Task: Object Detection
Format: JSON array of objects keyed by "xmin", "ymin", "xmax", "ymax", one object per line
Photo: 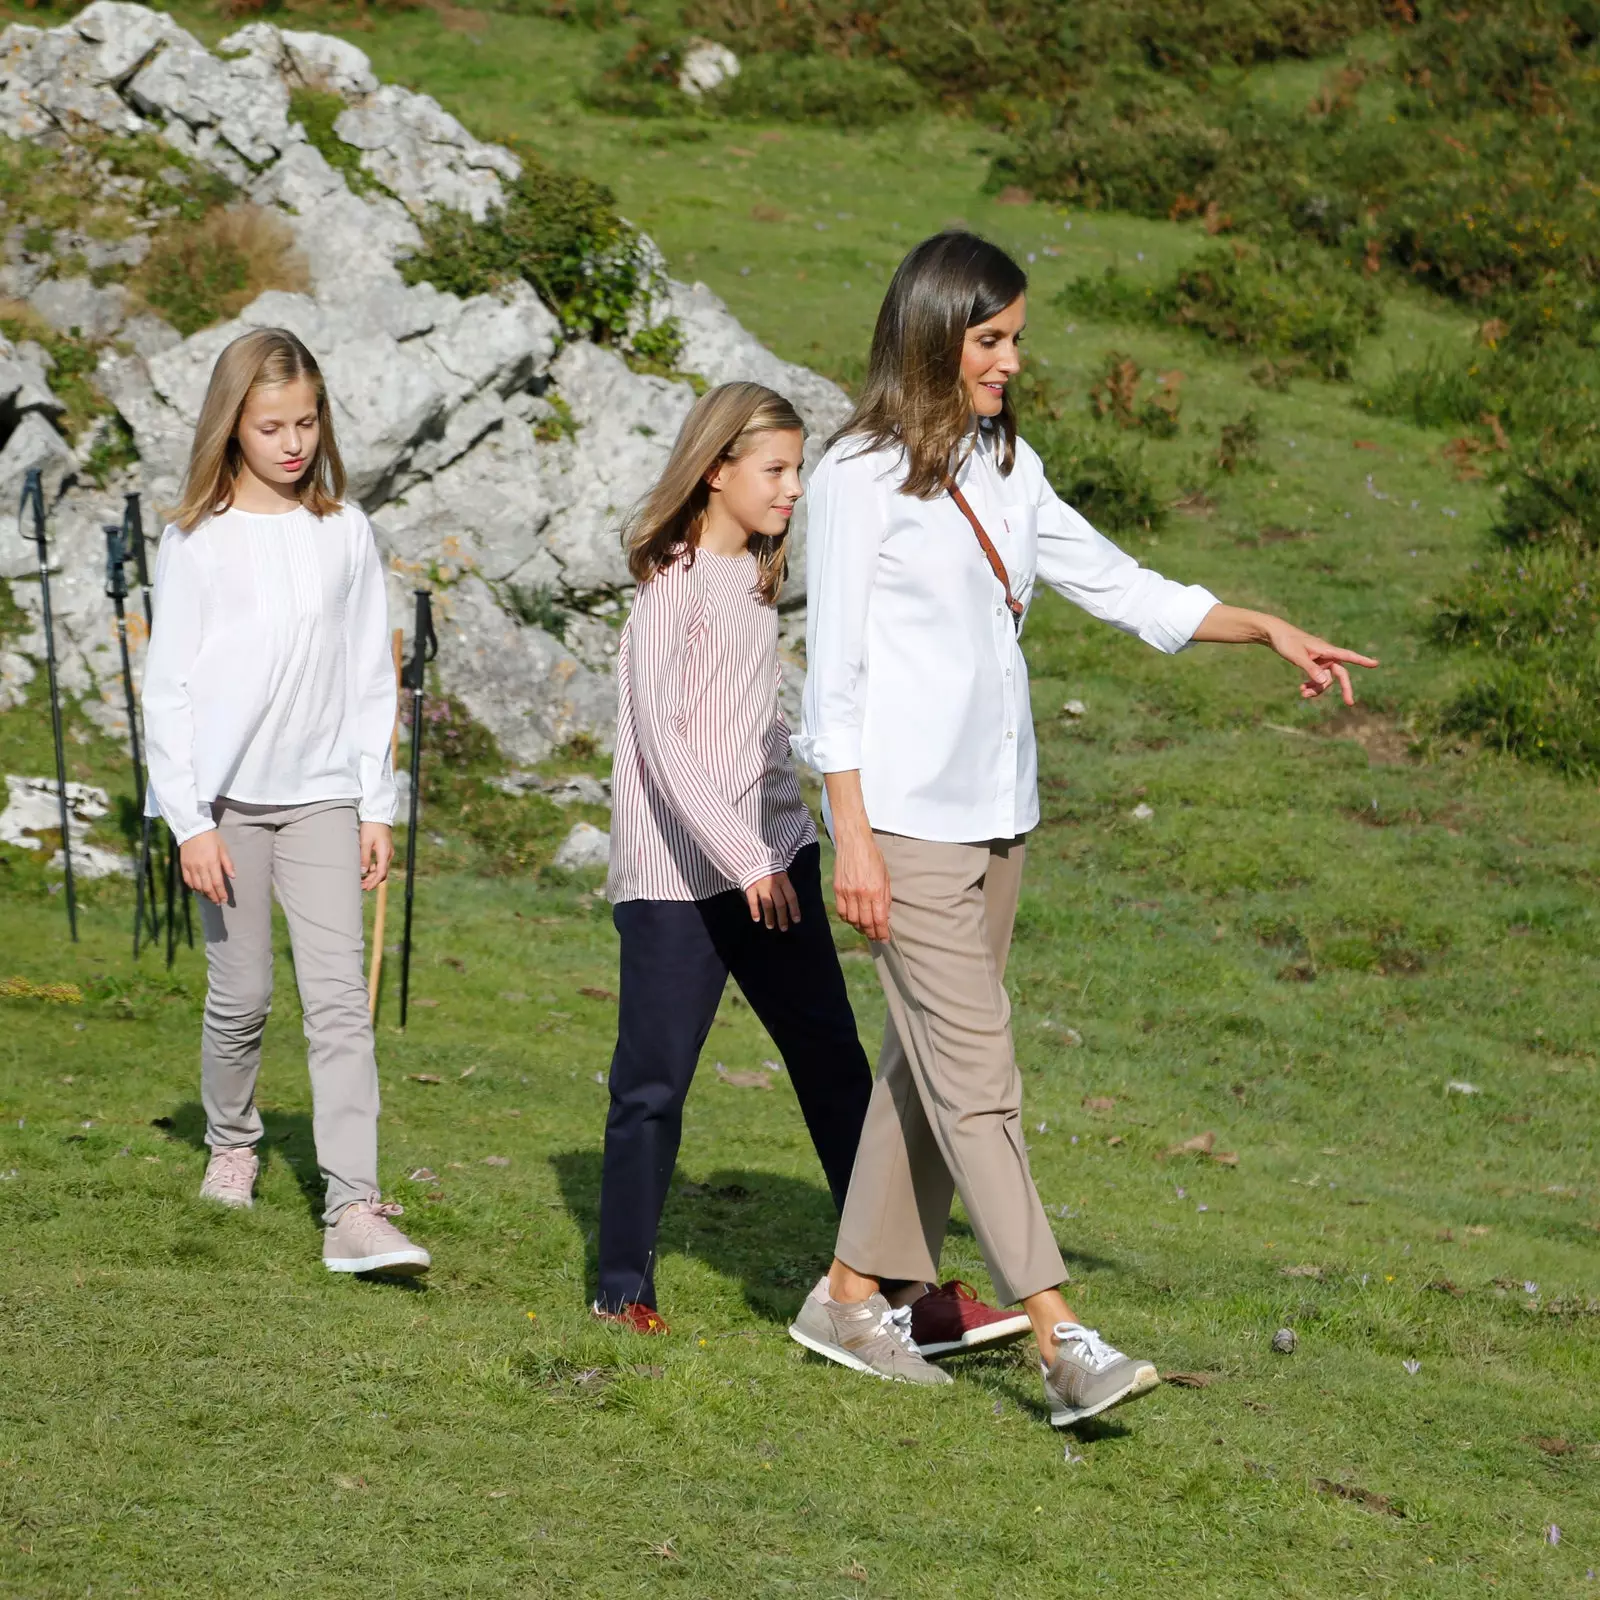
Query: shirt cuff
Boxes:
[
  {"xmin": 792, "ymin": 726, "xmax": 863, "ymax": 773},
  {"xmin": 1147, "ymin": 585, "xmax": 1221, "ymax": 654},
  {"xmin": 170, "ymin": 818, "xmax": 217, "ymax": 846}
]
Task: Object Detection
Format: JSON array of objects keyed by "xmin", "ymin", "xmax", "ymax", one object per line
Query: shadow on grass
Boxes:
[
  {"xmin": 549, "ymin": 1148, "xmax": 1119, "ymax": 1325},
  {"xmin": 551, "ymin": 1148, "xmax": 841, "ymax": 1322},
  {"xmin": 162, "ymin": 1098, "xmax": 325, "ymax": 1226}
]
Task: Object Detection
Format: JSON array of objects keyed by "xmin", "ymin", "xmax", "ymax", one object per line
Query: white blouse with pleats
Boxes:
[{"xmin": 142, "ymin": 502, "xmax": 397, "ymax": 844}]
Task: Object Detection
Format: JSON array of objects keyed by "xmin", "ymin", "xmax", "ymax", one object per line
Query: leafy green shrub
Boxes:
[
  {"xmin": 1429, "ymin": 429, "xmax": 1600, "ymax": 774},
  {"xmin": 1494, "ymin": 431, "xmax": 1600, "ymax": 551},
  {"xmin": 680, "ymin": 0, "xmax": 1386, "ymax": 104},
  {"xmin": 100, "ymin": 135, "xmax": 238, "ymax": 221},
  {"xmin": 585, "ymin": 23, "xmax": 692, "ymax": 116},
  {"xmin": 1031, "ymin": 418, "xmax": 1168, "ymax": 534},
  {"xmin": 400, "ymin": 159, "xmax": 659, "ymax": 340},
  {"xmin": 1213, "ymin": 409, "xmax": 1263, "ymax": 473},
  {"xmin": 504, "ymin": 581, "xmax": 572, "ymax": 640},
  {"xmin": 1395, "ymin": 0, "xmax": 1594, "ymax": 115},
  {"xmin": 708, "ymin": 52, "xmax": 922, "ymax": 126},
  {"xmin": 133, "ymin": 204, "xmax": 308, "ymax": 337},
  {"xmin": 288, "ymin": 87, "xmax": 383, "ymax": 197},
  {"xmin": 626, "ymin": 316, "xmax": 685, "ymax": 376},
  {"xmin": 988, "ymin": 76, "xmax": 1235, "ymax": 212},
  {"xmin": 1061, "ymin": 243, "xmax": 1383, "ymax": 379},
  {"xmin": 0, "ymin": 314, "xmax": 111, "ymax": 442},
  {"xmin": 1086, "ymin": 351, "xmax": 1181, "ymax": 436}
]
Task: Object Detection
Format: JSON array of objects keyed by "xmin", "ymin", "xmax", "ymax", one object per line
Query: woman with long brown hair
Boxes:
[
  {"xmin": 143, "ymin": 327, "xmax": 430, "ymax": 1277},
  {"xmin": 790, "ymin": 232, "xmax": 1377, "ymax": 1422}
]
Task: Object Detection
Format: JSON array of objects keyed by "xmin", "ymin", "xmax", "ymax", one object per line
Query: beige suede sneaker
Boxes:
[
  {"xmin": 322, "ymin": 1200, "xmax": 431, "ymax": 1277},
  {"xmin": 198, "ymin": 1146, "xmax": 258, "ymax": 1209},
  {"xmin": 789, "ymin": 1278, "xmax": 952, "ymax": 1386},
  {"xmin": 1042, "ymin": 1322, "xmax": 1160, "ymax": 1426}
]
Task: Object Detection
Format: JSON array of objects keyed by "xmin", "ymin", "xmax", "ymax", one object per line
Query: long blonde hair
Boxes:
[
  {"xmin": 173, "ymin": 328, "xmax": 345, "ymax": 531},
  {"xmin": 623, "ymin": 382, "xmax": 804, "ymax": 607},
  {"xmin": 834, "ymin": 230, "xmax": 1027, "ymax": 499}
]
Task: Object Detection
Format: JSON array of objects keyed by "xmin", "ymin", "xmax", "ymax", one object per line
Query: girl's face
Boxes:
[
  {"xmin": 235, "ymin": 377, "xmax": 321, "ymax": 490},
  {"xmin": 960, "ymin": 293, "xmax": 1027, "ymax": 418},
  {"xmin": 707, "ymin": 428, "xmax": 805, "ymax": 537}
]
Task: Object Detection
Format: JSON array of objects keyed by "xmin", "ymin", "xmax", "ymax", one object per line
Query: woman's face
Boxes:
[
  {"xmin": 235, "ymin": 377, "xmax": 321, "ymax": 489},
  {"xmin": 707, "ymin": 428, "xmax": 805, "ymax": 538},
  {"xmin": 960, "ymin": 293, "xmax": 1027, "ymax": 418}
]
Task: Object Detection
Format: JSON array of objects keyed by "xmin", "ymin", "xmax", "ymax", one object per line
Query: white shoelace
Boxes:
[
  {"xmin": 878, "ymin": 1304, "xmax": 917, "ymax": 1351},
  {"xmin": 1051, "ymin": 1321, "xmax": 1121, "ymax": 1372},
  {"xmin": 206, "ymin": 1150, "xmax": 254, "ymax": 1198}
]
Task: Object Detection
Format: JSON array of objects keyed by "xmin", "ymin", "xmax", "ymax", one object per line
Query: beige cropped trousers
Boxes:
[
  {"xmin": 834, "ymin": 832, "xmax": 1066, "ymax": 1306},
  {"xmin": 198, "ymin": 798, "xmax": 380, "ymax": 1223}
]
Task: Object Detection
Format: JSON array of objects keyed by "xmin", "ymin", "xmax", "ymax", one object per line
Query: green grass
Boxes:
[{"xmin": 2, "ymin": 6, "xmax": 1598, "ymax": 1596}]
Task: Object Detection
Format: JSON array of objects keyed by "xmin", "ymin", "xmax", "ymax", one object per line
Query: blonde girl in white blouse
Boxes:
[
  {"xmin": 142, "ymin": 328, "xmax": 430, "ymax": 1278},
  {"xmin": 789, "ymin": 232, "xmax": 1377, "ymax": 1423}
]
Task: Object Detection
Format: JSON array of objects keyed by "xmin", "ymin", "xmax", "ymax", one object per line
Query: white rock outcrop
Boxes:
[{"xmin": 0, "ymin": 3, "xmax": 848, "ymax": 781}]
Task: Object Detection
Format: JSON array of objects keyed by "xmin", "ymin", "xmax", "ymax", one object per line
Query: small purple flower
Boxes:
[
  {"xmin": 1546, "ymin": 1525, "xmax": 1561, "ymax": 1547},
  {"xmin": 1176, "ymin": 1186, "xmax": 1187, "ymax": 1199},
  {"xmin": 1525, "ymin": 1281, "xmax": 1539, "ymax": 1296},
  {"xmin": 1070, "ymin": 1135, "xmax": 1079, "ymax": 1145},
  {"xmin": 1403, "ymin": 1358, "xmax": 1421, "ymax": 1376},
  {"xmin": 1197, "ymin": 1204, "xmax": 1209, "ymax": 1213}
]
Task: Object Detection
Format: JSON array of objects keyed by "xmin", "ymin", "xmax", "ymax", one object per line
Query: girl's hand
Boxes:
[
  {"xmin": 360, "ymin": 823, "xmax": 393, "ymax": 891},
  {"xmin": 746, "ymin": 870, "xmax": 802, "ymax": 931},
  {"xmin": 180, "ymin": 829, "xmax": 235, "ymax": 905},
  {"xmin": 1263, "ymin": 620, "xmax": 1380, "ymax": 704},
  {"xmin": 834, "ymin": 826, "xmax": 891, "ymax": 944}
]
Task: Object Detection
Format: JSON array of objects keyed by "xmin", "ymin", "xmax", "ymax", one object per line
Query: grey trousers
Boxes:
[
  {"xmin": 199, "ymin": 798, "xmax": 380, "ymax": 1222},
  {"xmin": 834, "ymin": 833, "xmax": 1067, "ymax": 1306}
]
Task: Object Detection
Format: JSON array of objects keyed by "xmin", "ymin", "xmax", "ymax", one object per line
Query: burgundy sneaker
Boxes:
[
  {"xmin": 909, "ymin": 1280, "xmax": 1032, "ymax": 1358},
  {"xmin": 591, "ymin": 1300, "xmax": 670, "ymax": 1335}
]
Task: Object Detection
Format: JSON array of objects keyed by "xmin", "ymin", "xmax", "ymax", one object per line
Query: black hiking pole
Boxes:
[
  {"xmin": 19, "ymin": 467, "xmax": 77, "ymax": 941},
  {"xmin": 398, "ymin": 589, "xmax": 437, "ymax": 1030},
  {"xmin": 105, "ymin": 525, "xmax": 158, "ymax": 955},
  {"xmin": 124, "ymin": 494, "xmax": 164, "ymax": 952}
]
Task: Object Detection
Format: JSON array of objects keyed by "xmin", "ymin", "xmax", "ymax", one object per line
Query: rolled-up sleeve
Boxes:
[
  {"xmin": 142, "ymin": 528, "xmax": 213, "ymax": 843},
  {"xmin": 346, "ymin": 512, "xmax": 398, "ymax": 825},
  {"xmin": 796, "ymin": 452, "xmax": 888, "ymax": 771},
  {"xmin": 1035, "ymin": 472, "xmax": 1217, "ymax": 654}
]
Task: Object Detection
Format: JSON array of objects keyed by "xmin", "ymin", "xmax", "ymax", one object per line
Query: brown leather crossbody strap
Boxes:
[{"xmin": 947, "ymin": 479, "xmax": 1023, "ymax": 632}]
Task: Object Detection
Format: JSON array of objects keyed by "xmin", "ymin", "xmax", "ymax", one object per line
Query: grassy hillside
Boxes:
[{"xmin": 1, "ymin": 6, "xmax": 1597, "ymax": 1597}]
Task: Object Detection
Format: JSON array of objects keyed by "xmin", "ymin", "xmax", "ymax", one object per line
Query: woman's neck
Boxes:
[
  {"xmin": 229, "ymin": 466, "xmax": 303, "ymax": 515},
  {"xmin": 698, "ymin": 502, "xmax": 753, "ymax": 559}
]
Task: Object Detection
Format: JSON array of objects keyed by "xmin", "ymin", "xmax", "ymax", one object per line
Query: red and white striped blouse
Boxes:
[{"xmin": 608, "ymin": 546, "xmax": 817, "ymax": 904}]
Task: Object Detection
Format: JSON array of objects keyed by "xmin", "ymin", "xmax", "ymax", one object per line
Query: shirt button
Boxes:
[
  {"xmin": 995, "ymin": 606, "xmax": 1003, "ymax": 617},
  {"xmin": 1005, "ymin": 730, "xmax": 1015, "ymax": 740}
]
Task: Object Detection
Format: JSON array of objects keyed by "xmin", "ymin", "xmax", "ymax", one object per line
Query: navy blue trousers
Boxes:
[{"xmin": 597, "ymin": 843, "xmax": 873, "ymax": 1312}]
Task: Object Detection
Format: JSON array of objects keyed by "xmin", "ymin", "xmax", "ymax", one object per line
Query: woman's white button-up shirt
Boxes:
[{"xmin": 794, "ymin": 428, "xmax": 1218, "ymax": 844}]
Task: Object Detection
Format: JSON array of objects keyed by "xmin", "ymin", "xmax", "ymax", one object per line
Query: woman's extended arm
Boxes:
[{"xmin": 1191, "ymin": 604, "xmax": 1379, "ymax": 702}]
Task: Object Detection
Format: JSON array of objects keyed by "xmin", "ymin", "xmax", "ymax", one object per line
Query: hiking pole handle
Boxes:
[{"xmin": 103, "ymin": 524, "xmax": 129, "ymax": 602}]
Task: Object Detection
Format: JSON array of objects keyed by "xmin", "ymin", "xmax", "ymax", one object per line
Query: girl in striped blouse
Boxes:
[{"xmin": 593, "ymin": 382, "xmax": 874, "ymax": 1333}]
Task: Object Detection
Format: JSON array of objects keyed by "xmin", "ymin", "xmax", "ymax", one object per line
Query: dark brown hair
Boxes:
[
  {"xmin": 833, "ymin": 230, "xmax": 1028, "ymax": 499},
  {"xmin": 623, "ymin": 381, "xmax": 804, "ymax": 607}
]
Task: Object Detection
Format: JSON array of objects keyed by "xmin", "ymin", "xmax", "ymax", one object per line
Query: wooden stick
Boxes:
[{"xmin": 368, "ymin": 627, "xmax": 404, "ymax": 1019}]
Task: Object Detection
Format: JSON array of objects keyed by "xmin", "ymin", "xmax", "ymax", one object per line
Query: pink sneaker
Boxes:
[
  {"xmin": 199, "ymin": 1146, "xmax": 258, "ymax": 1209},
  {"xmin": 323, "ymin": 1200, "xmax": 431, "ymax": 1277}
]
